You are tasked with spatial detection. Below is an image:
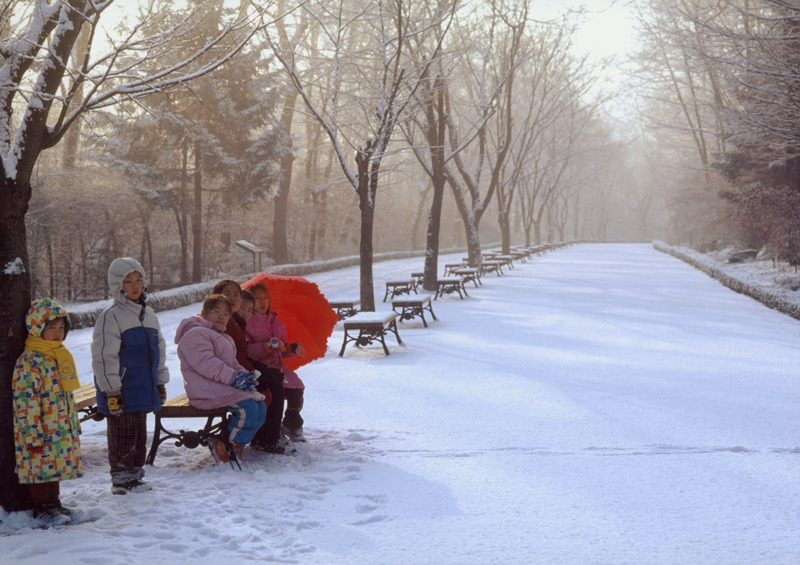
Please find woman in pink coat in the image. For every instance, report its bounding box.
[175,295,266,464]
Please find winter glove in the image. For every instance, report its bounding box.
[263,337,284,354]
[157,384,167,404]
[107,392,123,416]
[232,372,259,391]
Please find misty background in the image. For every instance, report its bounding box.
[8,0,795,301]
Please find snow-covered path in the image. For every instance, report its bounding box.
[3,243,799,564]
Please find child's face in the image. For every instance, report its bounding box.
[239,299,254,322]
[122,271,144,301]
[253,288,270,314]
[202,302,231,332]
[219,283,242,313]
[41,317,66,342]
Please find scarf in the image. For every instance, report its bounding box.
[24,335,80,392]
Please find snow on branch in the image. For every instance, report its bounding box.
[0,0,274,183]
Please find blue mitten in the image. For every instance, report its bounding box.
[232,372,258,391]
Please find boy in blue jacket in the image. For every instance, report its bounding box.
[92,258,169,494]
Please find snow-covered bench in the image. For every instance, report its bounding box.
[339,312,403,356]
[383,280,418,302]
[435,277,468,300]
[329,299,360,321]
[479,260,504,276]
[392,295,438,328]
[452,267,481,288]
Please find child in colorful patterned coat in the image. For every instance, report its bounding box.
[12,298,82,528]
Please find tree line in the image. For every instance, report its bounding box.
[634,0,800,262]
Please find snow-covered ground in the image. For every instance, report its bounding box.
[2,243,799,564]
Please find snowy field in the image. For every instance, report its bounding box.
[2,243,799,564]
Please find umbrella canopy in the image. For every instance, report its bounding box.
[242,273,338,370]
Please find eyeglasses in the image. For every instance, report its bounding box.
[210,309,232,318]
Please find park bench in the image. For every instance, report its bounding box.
[392,295,438,328]
[411,271,425,286]
[435,277,468,300]
[511,250,528,262]
[452,267,481,288]
[339,311,403,356]
[71,383,230,466]
[146,394,228,465]
[383,279,417,302]
[443,263,464,276]
[73,382,103,423]
[494,254,515,269]
[329,299,360,321]
[479,260,504,277]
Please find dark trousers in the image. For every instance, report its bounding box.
[107,411,147,485]
[249,360,285,446]
[29,481,60,507]
[283,388,305,430]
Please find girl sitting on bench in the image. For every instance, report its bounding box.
[175,294,267,465]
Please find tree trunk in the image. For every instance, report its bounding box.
[499,209,511,253]
[272,175,290,264]
[179,141,190,283]
[272,92,299,265]
[358,194,376,312]
[410,182,431,252]
[357,154,377,312]
[0,179,33,512]
[423,182,444,292]
[466,222,482,266]
[192,142,203,283]
[423,78,446,292]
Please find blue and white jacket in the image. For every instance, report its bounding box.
[91,257,169,415]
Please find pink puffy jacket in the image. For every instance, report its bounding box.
[175,315,265,410]
[245,311,304,390]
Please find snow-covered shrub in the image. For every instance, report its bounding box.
[653,241,800,321]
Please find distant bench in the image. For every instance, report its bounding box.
[443,263,464,276]
[340,312,403,356]
[384,280,417,302]
[452,267,481,288]
[435,277,468,300]
[146,394,228,465]
[479,260,504,276]
[329,299,360,320]
[392,295,438,328]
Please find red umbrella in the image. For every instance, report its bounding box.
[241,273,338,370]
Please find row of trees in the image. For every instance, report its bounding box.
[1,0,645,511]
[634,0,800,260]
